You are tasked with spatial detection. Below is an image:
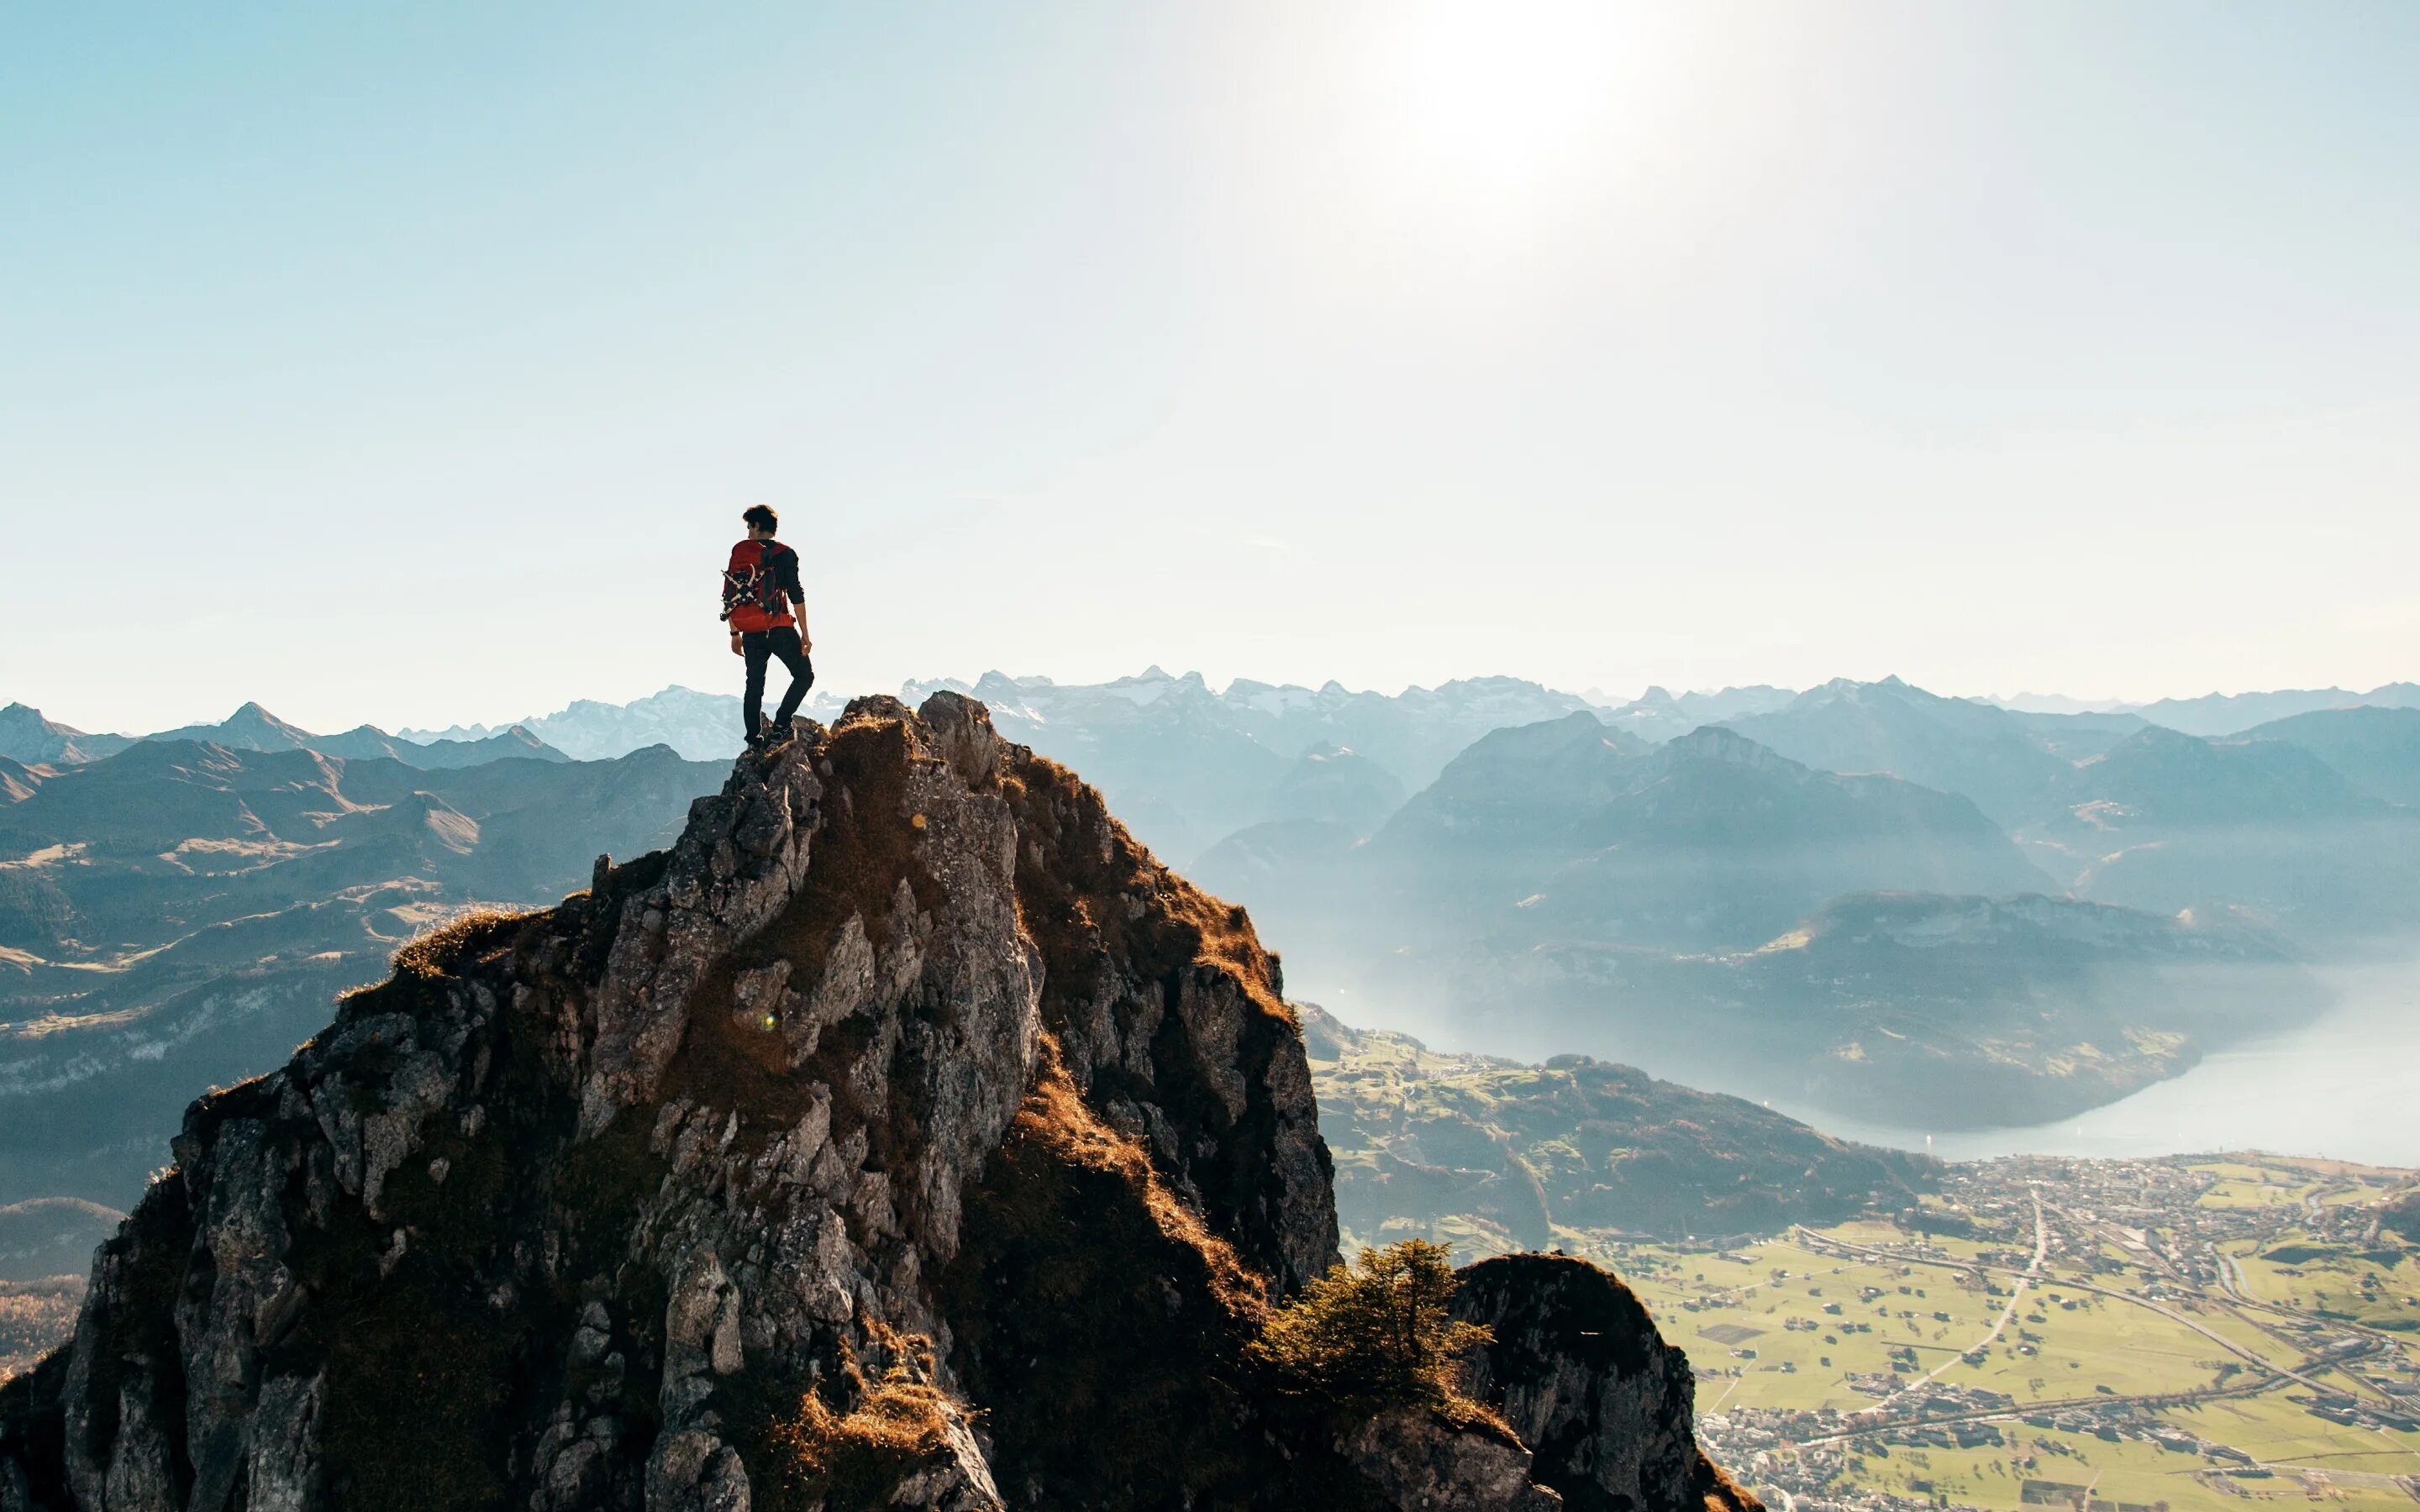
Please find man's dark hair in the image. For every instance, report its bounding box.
[742,504,779,534]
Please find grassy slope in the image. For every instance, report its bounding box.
[1307,1007,1933,1254]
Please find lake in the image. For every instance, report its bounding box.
[1776,958,2420,1168]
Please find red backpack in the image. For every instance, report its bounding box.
[721,540,792,633]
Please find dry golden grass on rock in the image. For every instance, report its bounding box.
[999,750,1297,1032]
[1018,1040,1267,1320]
[764,1331,959,1509]
[389,906,534,982]
[923,1026,1405,1509]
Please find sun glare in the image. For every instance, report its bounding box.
[1330,0,1671,234]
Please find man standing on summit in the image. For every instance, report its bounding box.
[723,504,814,747]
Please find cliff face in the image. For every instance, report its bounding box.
[1454,1257,1755,1512]
[0,695,1752,1512]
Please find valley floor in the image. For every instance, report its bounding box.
[1576,1158,2420,1512]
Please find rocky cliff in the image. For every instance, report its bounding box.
[0,694,1752,1512]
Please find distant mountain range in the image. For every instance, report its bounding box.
[1197,706,2053,961]
[1350,716,2050,952]
[2126,683,2420,738]
[1597,684,1798,743]
[2016,723,2420,943]
[32,667,2403,869]
[402,684,853,762]
[2237,705,2420,807]
[3,701,570,769]
[1985,682,2420,735]
[0,1199,119,1283]
[7,665,2414,1195]
[374,668,2420,859]
[903,667,1607,860]
[1192,694,2349,1127]
[0,735,721,1206]
[1716,677,2077,826]
[0,706,133,766]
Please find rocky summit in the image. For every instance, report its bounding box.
[0,694,1752,1512]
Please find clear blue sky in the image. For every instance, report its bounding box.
[4,2,2417,733]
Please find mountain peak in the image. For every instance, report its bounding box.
[1668,723,1791,767]
[0,703,132,764]
[2,693,1742,1510]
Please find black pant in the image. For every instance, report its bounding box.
[742,627,814,738]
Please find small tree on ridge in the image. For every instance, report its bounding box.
[1248,1238,1496,1420]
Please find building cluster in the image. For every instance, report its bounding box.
[1695,1153,2420,1512]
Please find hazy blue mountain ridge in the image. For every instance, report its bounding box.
[15,667,2415,1192]
[900,666,1633,862]
[411,668,1663,863]
[1529,726,2052,950]
[1215,671,1603,788]
[376,668,2420,885]
[2236,705,2420,807]
[1262,742,1407,832]
[7,700,574,770]
[1712,675,2072,826]
[1341,715,2043,953]
[2016,726,2420,943]
[2001,707,2151,759]
[405,683,852,761]
[0,705,134,766]
[2128,682,2420,737]
[0,737,723,1206]
[145,701,576,767]
[0,1198,122,1282]
[1189,691,2364,1129]
[1594,683,1799,742]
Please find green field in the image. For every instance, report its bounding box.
[1573,1157,2420,1512]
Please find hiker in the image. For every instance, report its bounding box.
[722,504,814,746]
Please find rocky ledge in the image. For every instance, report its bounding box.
[0,694,1755,1512]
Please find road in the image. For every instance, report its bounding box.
[1793,1357,2309,1448]
[1794,1222,2344,1399]
[1865,1189,2047,1413]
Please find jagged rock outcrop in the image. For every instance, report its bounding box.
[0,694,1752,1512]
[1454,1256,1755,1512]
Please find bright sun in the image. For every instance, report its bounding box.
[1329,0,1676,230]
